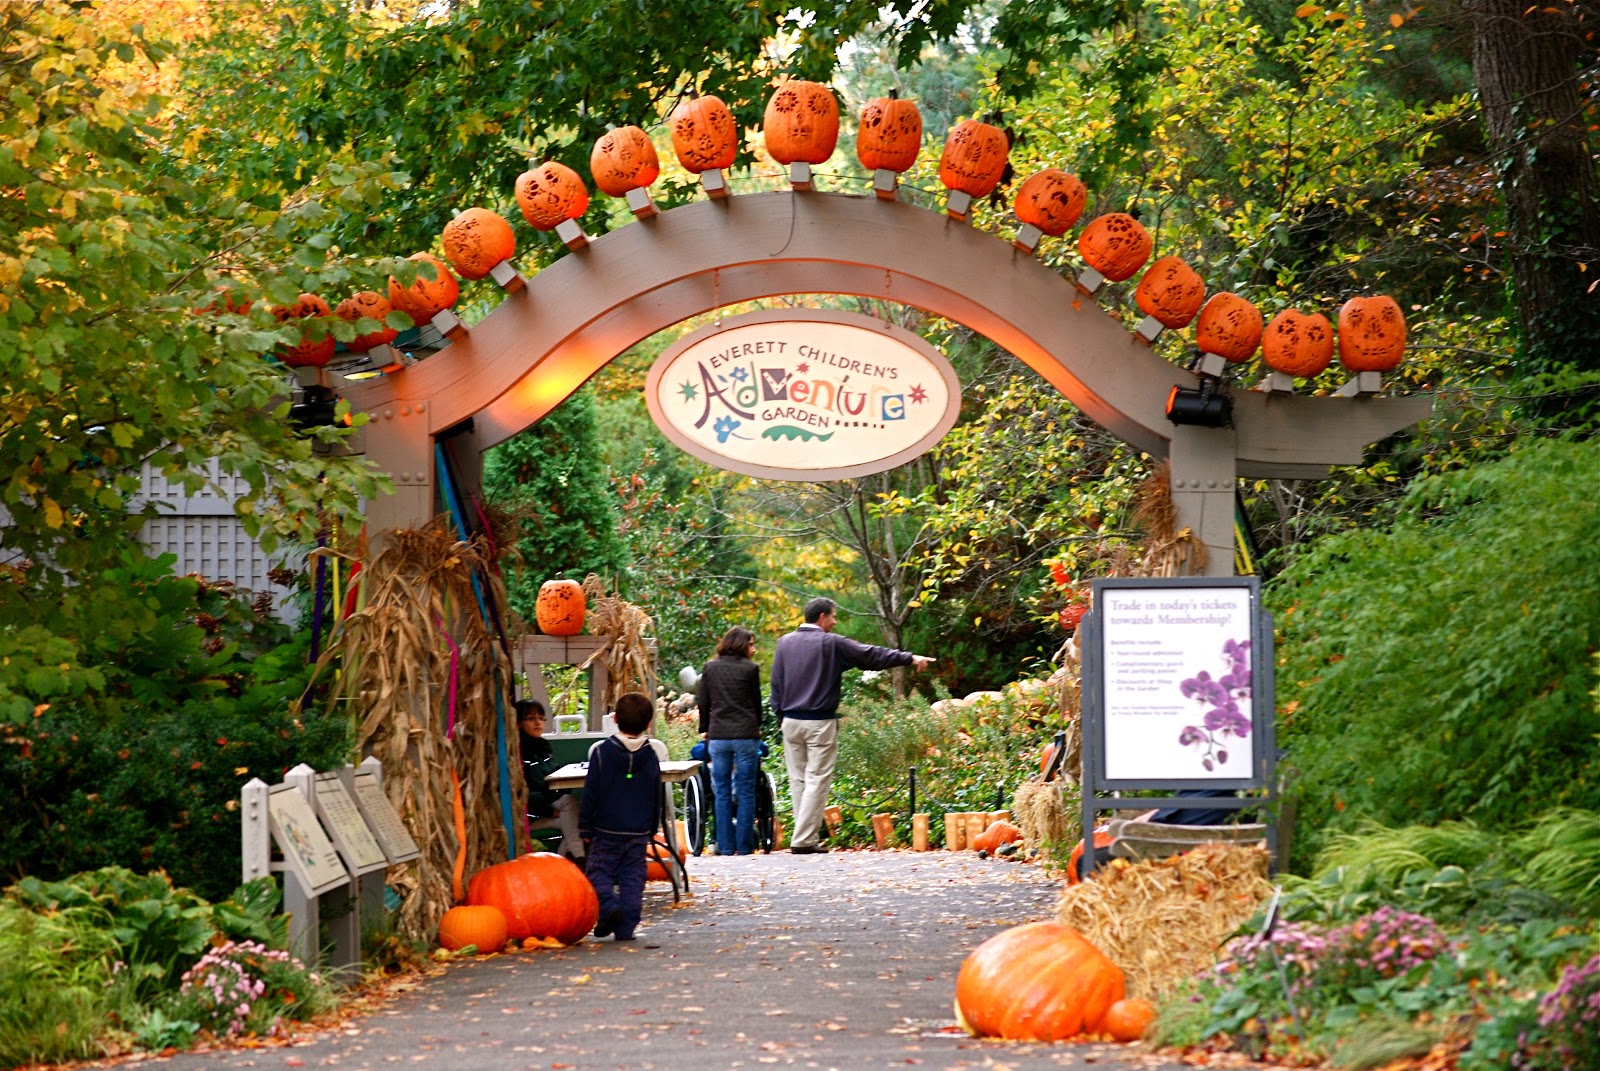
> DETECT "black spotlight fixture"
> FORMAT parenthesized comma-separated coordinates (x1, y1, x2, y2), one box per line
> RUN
(1165, 376, 1233, 428)
(290, 384, 340, 431)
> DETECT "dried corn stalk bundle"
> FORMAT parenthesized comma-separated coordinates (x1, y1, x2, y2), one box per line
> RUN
(1012, 780, 1073, 858)
(302, 519, 522, 943)
(579, 573, 656, 711)
(1056, 842, 1273, 999)
(1130, 460, 1207, 578)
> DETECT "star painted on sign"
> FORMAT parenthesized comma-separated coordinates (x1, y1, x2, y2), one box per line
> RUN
(678, 381, 698, 402)
(795, 362, 809, 373)
(909, 384, 928, 403)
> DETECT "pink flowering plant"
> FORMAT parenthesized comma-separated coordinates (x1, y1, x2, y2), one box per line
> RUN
(1505, 951, 1600, 1071)
(172, 939, 333, 1039)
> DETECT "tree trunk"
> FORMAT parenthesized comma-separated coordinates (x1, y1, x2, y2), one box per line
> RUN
(1468, 0, 1600, 405)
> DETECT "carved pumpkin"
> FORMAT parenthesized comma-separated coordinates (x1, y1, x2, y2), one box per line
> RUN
(645, 834, 687, 881)
(195, 285, 252, 316)
(466, 853, 598, 945)
(536, 578, 586, 636)
(955, 921, 1127, 1041)
(1134, 256, 1206, 329)
(1337, 295, 1407, 372)
(335, 290, 398, 353)
(1014, 169, 1088, 237)
(1262, 309, 1335, 378)
(515, 161, 590, 231)
(1196, 292, 1265, 363)
(670, 91, 737, 174)
(1067, 831, 1114, 885)
(1103, 997, 1157, 1042)
(437, 904, 508, 953)
(763, 79, 840, 166)
(590, 126, 660, 197)
(388, 253, 460, 325)
(1078, 213, 1153, 282)
(856, 90, 922, 173)
(972, 820, 1023, 854)
(272, 293, 335, 368)
(939, 117, 1010, 198)
(441, 207, 516, 281)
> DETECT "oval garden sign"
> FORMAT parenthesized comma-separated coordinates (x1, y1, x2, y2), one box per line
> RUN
(645, 309, 962, 481)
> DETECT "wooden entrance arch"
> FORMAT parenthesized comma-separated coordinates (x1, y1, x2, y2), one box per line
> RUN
(348, 191, 1430, 575)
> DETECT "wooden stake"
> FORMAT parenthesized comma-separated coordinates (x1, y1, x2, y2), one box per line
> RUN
(871, 813, 894, 849)
(912, 813, 929, 851)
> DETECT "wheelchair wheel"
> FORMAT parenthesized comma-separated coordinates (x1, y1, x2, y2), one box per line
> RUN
(753, 770, 778, 853)
(682, 769, 710, 856)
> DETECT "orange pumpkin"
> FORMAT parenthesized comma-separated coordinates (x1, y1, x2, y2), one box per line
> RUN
(195, 284, 252, 316)
(441, 207, 516, 281)
(515, 161, 590, 231)
(1196, 292, 1265, 363)
(1262, 309, 1334, 378)
(590, 126, 660, 197)
(856, 90, 922, 173)
(388, 253, 460, 325)
(763, 79, 840, 166)
(335, 291, 398, 353)
(466, 853, 599, 944)
(1134, 256, 1206, 329)
(437, 904, 509, 953)
(1067, 831, 1114, 885)
(1103, 997, 1157, 1042)
(535, 578, 586, 636)
(955, 921, 1127, 1041)
(1013, 169, 1088, 237)
(670, 91, 737, 174)
(1337, 295, 1407, 372)
(1078, 213, 1153, 282)
(972, 820, 1023, 854)
(939, 117, 1010, 198)
(272, 293, 335, 368)
(645, 834, 687, 881)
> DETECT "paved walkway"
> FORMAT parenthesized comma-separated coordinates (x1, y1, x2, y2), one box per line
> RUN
(153, 851, 1216, 1071)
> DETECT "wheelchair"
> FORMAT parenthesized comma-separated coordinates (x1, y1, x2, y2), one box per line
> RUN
(683, 740, 778, 855)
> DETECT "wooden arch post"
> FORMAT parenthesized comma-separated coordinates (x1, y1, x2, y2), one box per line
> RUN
(348, 192, 1430, 575)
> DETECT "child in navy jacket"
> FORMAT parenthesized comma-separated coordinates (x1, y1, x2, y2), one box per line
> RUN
(579, 692, 664, 941)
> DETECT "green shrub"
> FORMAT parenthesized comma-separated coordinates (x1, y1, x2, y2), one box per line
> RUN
(0, 899, 116, 1066)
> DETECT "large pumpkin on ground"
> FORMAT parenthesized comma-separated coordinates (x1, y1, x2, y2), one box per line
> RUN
(466, 853, 598, 945)
(1337, 294, 1407, 372)
(1078, 213, 1153, 282)
(335, 291, 398, 353)
(1196, 292, 1265, 363)
(1134, 256, 1206, 328)
(272, 293, 335, 368)
(1067, 831, 1114, 885)
(388, 253, 459, 325)
(670, 91, 738, 174)
(955, 921, 1126, 1040)
(536, 579, 587, 636)
(856, 90, 922, 173)
(939, 117, 1010, 198)
(590, 126, 660, 197)
(1013, 169, 1088, 237)
(515, 162, 590, 231)
(437, 904, 509, 952)
(972, 820, 1023, 854)
(1261, 309, 1334, 378)
(645, 834, 687, 881)
(763, 79, 840, 166)
(441, 208, 516, 280)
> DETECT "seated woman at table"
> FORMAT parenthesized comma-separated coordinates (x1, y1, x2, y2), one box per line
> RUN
(517, 699, 584, 862)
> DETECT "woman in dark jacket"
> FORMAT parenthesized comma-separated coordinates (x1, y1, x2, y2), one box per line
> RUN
(696, 626, 763, 855)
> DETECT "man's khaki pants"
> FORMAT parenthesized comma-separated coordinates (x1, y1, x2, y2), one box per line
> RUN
(782, 716, 839, 849)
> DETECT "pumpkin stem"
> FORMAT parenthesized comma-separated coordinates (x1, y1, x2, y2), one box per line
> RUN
(889, 87, 899, 99)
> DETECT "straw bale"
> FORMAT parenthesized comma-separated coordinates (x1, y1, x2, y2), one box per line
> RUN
(1012, 780, 1073, 858)
(1055, 842, 1273, 999)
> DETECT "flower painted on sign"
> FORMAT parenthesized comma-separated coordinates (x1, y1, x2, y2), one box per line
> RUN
(1178, 638, 1251, 771)
(726, 366, 749, 383)
(712, 415, 748, 443)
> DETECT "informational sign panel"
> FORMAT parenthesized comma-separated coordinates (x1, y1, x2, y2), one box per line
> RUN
(313, 773, 390, 876)
(350, 769, 420, 865)
(645, 309, 962, 481)
(1092, 576, 1267, 787)
(267, 784, 349, 895)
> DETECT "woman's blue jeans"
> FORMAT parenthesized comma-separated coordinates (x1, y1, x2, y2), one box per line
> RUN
(709, 737, 761, 855)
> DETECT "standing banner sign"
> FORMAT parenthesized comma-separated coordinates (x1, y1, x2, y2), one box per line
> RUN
(1079, 576, 1277, 876)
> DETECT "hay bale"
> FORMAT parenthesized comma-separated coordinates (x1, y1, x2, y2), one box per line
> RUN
(1055, 842, 1273, 999)
(1012, 780, 1072, 859)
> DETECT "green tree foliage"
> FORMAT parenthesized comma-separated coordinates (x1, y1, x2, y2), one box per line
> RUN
(1269, 438, 1600, 869)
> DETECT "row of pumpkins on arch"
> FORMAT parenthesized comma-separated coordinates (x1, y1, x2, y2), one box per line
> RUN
(266, 78, 1408, 381)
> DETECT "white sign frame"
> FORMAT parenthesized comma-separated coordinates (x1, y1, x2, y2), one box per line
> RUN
(313, 772, 391, 877)
(349, 768, 421, 865)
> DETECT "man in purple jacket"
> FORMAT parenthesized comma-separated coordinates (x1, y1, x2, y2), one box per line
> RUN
(769, 597, 933, 854)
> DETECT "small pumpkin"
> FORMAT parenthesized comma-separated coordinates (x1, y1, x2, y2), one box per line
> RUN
(972, 819, 1023, 855)
(1067, 831, 1114, 885)
(515, 161, 590, 231)
(1261, 309, 1334, 378)
(437, 904, 509, 953)
(856, 90, 922, 174)
(763, 79, 840, 166)
(1337, 294, 1407, 372)
(1013, 169, 1088, 237)
(535, 578, 587, 636)
(441, 207, 516, 281)
(335, 291, 398, 353)
(1196, 292, 1265, 363)
(1103, 997, 1157, 1043)
(387, 253, 460, 325)
(955, 921, 1127, 1041)
(195, 284, 252, 316)
(670, 90, 737, 174)
(590, 125, 660, 198)
(272, 293, 335, 368)
(465, 852, 599, 945)
(1077, 213, 1153, 282)
(645, 834, 687, 881)
(939, 117, 1010, 198)
(1134, 256, 1206, 329)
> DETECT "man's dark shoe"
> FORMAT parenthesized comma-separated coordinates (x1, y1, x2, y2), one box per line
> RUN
(613, 932, 637, 941)
(593, 908, 622, 939)
(790, 844, 829, 854)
